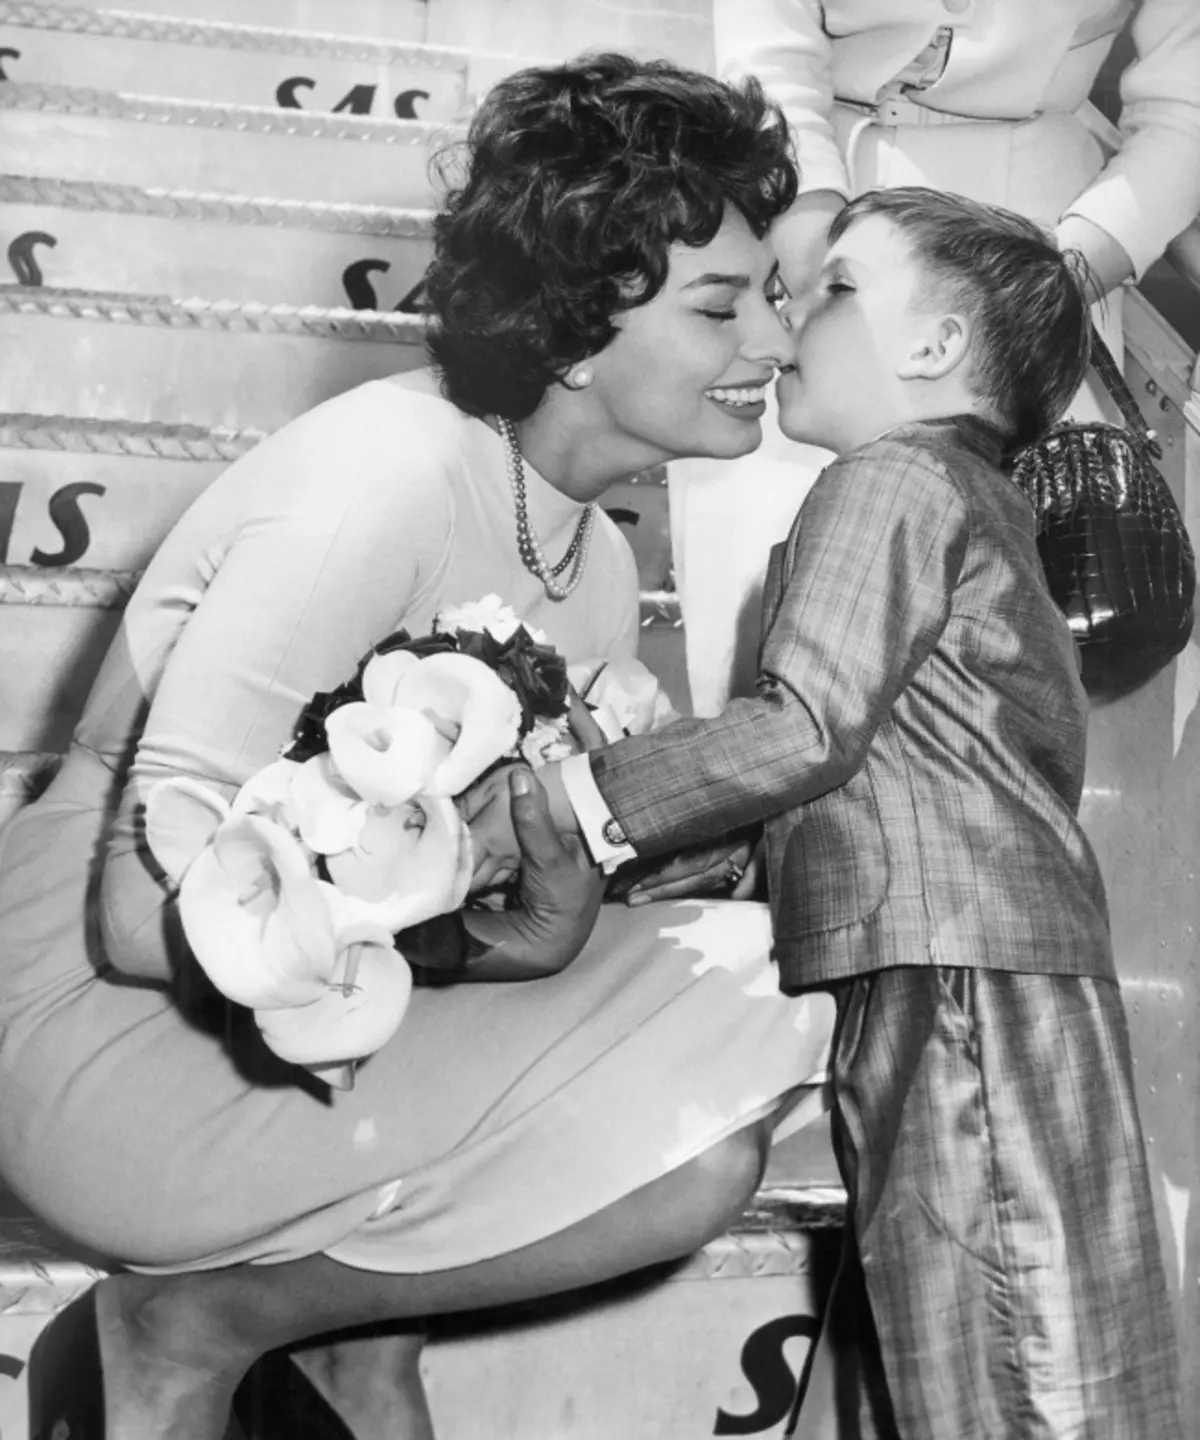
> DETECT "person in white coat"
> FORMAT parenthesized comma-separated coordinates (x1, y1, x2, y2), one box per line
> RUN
(673, 0, 1200, 715)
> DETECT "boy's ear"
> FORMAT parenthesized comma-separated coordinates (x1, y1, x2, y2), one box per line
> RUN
(898, 313, 970, 380)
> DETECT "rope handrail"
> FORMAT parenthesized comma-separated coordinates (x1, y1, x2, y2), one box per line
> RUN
(0, 174, 435, 238)
(0, 412, 267, 459)
(0, 284, 430, 343)
(0, 1, 471, 69)
(0, 564, 680, 625)
(0, 81, 462, 145)
(0, 565, 139, 607)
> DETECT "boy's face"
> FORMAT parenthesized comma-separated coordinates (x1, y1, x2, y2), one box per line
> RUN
(775, 214, 938, 454)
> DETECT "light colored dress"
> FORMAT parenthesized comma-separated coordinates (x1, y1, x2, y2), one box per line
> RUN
(0, 370, 833, 1274)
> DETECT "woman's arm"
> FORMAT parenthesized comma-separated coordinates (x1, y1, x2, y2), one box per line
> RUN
(101, 389, 455, 980)
(131, 402, 451, 790)
(1059, 0, 1200, 285)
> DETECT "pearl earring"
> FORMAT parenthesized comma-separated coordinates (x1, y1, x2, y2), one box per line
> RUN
(569, 366, 593, 389)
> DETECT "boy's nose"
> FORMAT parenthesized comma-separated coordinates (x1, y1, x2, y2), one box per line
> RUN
(778, 296, 807, 333)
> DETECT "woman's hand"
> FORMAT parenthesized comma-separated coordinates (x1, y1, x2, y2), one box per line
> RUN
(459, 768, 605, 979)
(458, 763, 524, 891)
(460, 760, 579, 891)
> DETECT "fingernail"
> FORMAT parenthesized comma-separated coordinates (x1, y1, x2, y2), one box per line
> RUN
(510, 768, 534, 796)
(627, 893, 648, 907)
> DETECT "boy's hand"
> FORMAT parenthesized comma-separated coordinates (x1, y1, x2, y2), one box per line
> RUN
(609, 834, 761, 906)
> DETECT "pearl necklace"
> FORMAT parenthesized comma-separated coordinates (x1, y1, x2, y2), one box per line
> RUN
(498, 416, 596, 602)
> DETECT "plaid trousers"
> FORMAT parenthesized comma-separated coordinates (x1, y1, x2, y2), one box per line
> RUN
(802, 967, 1182, 1440)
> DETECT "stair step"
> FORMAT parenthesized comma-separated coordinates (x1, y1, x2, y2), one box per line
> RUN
(0, 173, 434, 308)
(0, 2, 469, 121)
(0, 1182, 844, 1440)
(0, 82, 461, 207)
(0, 284, 428, 430)
(68, 0, 429, 43)
(0, 412, 261, 572)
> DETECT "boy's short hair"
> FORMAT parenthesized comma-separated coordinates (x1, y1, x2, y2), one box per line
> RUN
(425, 52, 797, 421)
(831, 188, 1093, 450)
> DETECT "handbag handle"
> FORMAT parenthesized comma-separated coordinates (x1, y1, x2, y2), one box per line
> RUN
(1087, 320, 1163, 457)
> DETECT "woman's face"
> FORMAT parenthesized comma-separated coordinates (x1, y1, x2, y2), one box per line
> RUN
(585, 210, 791, 468)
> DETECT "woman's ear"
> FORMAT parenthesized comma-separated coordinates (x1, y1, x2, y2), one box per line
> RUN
(899, 313, 970, 380)
(144, 778, 232, 884)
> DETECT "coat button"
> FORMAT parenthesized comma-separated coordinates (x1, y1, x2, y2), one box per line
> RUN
(943, 0, 970, 11)
(602, 817, 629, 848)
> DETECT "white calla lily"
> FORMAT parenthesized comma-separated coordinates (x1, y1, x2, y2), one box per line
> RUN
(231, 758, 302, 822)
(289, 753, 370, 855)
(325, 702, 449, 809)
(322, 793, 474, 933)
(254, 935, 413, 1066)
(144, 777, 231, 886)
(178, 814, 335, 1009)
(360, 649, 422, 711)
(384, 652, 523, 796)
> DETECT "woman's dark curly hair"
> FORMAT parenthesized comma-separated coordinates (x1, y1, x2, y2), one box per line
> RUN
(424, 52, 798, 421)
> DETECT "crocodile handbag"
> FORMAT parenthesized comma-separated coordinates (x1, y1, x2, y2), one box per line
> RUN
(1010, 327, 1196, 703)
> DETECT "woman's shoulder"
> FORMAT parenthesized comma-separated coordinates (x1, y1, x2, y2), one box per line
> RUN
(163, 371, 472, 566)
(288, 369, 471, 460)
(214, 371, 470, 510)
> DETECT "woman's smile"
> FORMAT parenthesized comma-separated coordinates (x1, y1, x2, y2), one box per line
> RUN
(704, 380, 770, 419)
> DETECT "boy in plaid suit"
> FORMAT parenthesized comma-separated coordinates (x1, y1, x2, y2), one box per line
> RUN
(467, 186, 1180, 1437)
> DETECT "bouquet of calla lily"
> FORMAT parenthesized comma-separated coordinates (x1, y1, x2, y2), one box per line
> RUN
(144, 597, 672, 1089)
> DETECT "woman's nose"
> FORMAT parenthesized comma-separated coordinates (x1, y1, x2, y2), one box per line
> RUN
(742, 299, 793, 367)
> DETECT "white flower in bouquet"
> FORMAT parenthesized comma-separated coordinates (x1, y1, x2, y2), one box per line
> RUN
(569, 656, 679, 741)
(435, 594, 548, 645)
(520, 714, 575, 769)
(142, 598, 571, 1087)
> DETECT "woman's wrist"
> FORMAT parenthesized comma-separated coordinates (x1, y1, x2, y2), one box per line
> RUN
(1055, 214, 1134, 297)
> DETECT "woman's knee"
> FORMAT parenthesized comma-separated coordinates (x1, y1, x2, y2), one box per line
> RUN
(661, 1121, 772, 1254)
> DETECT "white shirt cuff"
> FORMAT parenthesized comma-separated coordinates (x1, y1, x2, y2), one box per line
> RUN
(560, 752, 639, 874)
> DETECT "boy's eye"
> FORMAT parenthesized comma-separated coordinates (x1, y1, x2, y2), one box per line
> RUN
(766, 277, 790, 306)
(698, 308, 737, 322)
(826, 280, 853, 295)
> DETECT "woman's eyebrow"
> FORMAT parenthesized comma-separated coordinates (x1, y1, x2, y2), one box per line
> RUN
(682, 272, 751, 290)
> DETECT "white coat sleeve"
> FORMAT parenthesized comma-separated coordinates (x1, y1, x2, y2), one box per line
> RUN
(714, 0, 851, 199)
(1061, 0, 1200, 277)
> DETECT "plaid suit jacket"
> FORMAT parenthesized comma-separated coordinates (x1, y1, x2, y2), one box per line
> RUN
(590, 417, 1115, 990)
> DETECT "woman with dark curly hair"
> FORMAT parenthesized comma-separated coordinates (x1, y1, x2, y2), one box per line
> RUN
(2, 53, 834, 1439)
